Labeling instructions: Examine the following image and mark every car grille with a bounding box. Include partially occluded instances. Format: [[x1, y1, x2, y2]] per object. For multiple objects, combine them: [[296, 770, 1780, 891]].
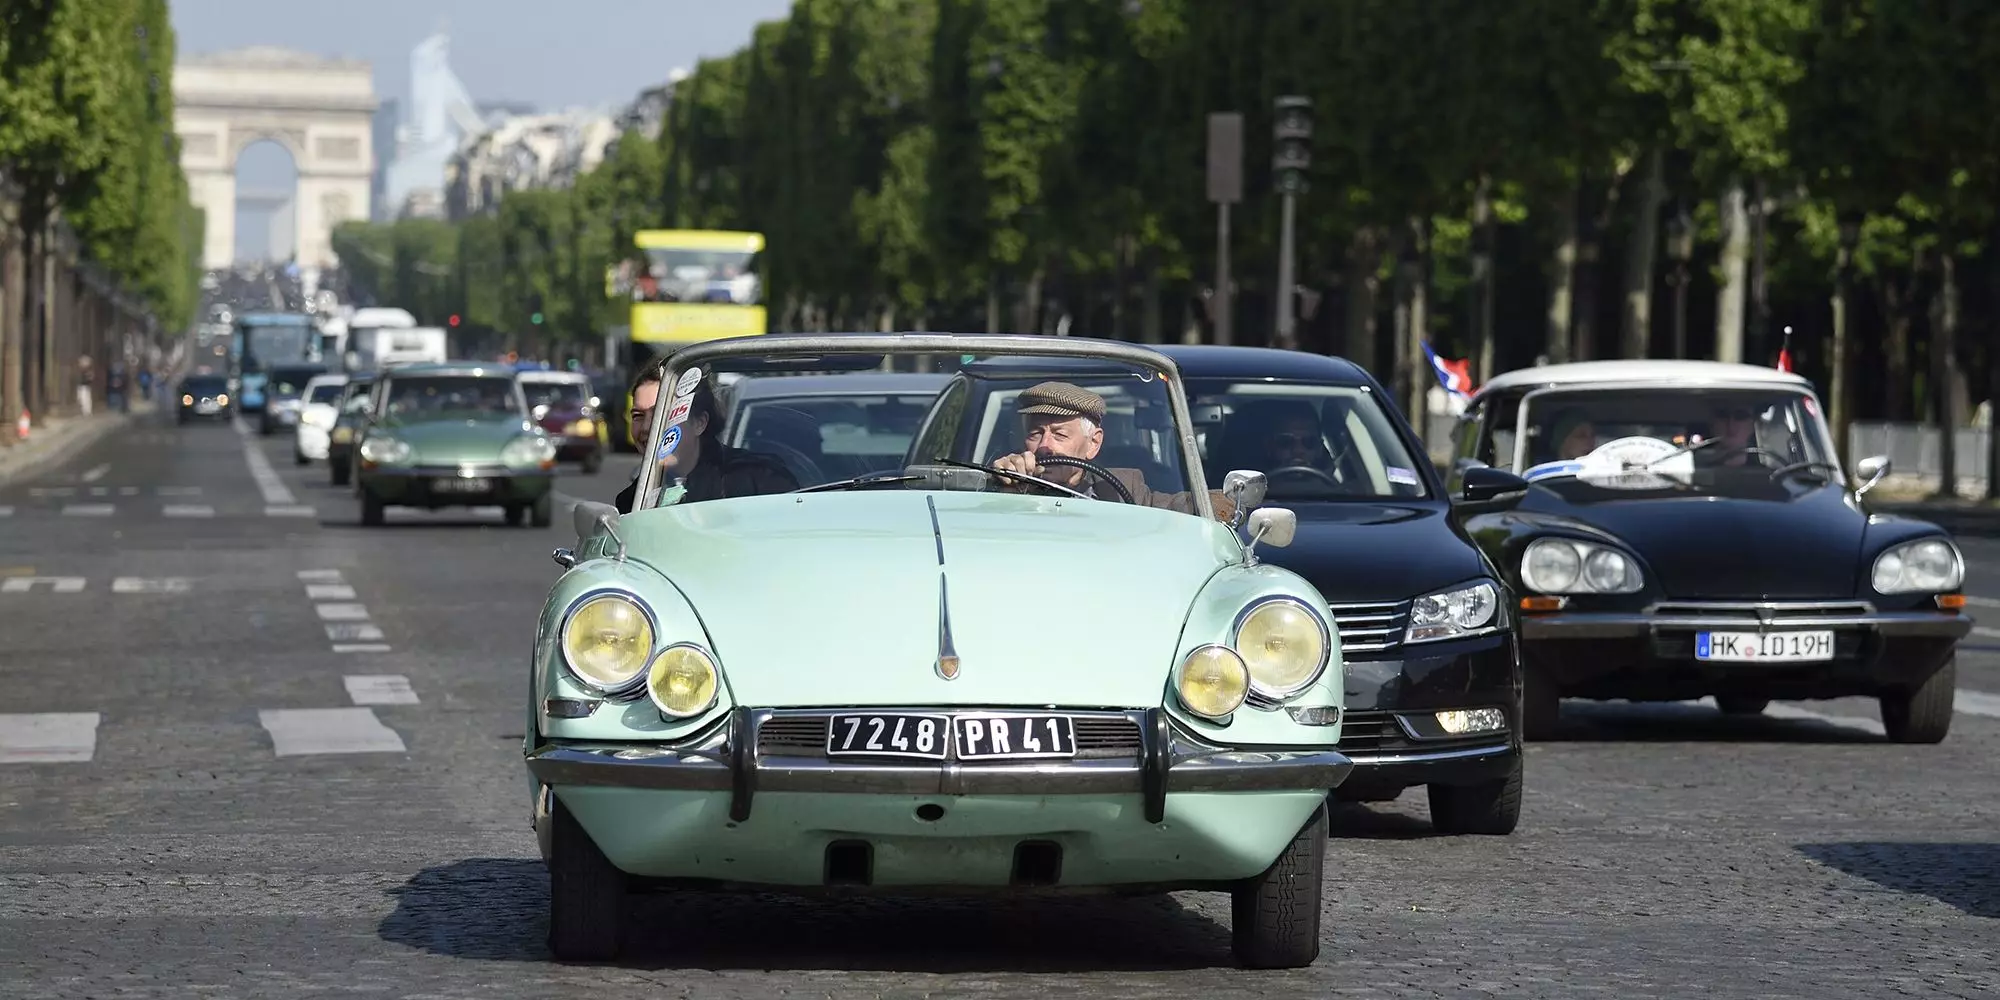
[[1649, 600, 1874, 619], [1326, 600, 1411, 658], [1336, 709, 1506, 754], [756, 712, 1143, 760]]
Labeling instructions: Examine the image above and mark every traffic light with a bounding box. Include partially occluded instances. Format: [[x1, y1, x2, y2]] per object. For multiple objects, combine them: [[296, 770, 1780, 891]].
[[531, 312, 544, 325], [448, 314, 461, 327], [1273, 95, 1312, 195]]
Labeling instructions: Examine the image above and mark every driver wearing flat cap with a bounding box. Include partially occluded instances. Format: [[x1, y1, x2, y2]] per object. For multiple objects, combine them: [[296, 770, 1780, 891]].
[[992, 381, 1236, 521]]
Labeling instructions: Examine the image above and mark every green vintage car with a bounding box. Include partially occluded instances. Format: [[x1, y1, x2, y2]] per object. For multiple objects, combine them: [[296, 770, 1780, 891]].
[[353, 363, 559, 527], [525, 334, 1352, 968]]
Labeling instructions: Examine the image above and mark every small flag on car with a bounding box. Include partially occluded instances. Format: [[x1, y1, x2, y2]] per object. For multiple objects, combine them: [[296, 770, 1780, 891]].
[[1421, 339, 1473, 399], [1776, 325, 1794, 373]]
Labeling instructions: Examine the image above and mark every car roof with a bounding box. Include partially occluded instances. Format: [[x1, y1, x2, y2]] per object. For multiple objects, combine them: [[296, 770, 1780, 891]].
[[727, 372, 952, 400], [1475, 360, 1811, 398], [378, 362, 516, 379], [1149, 344, 1379, 385]]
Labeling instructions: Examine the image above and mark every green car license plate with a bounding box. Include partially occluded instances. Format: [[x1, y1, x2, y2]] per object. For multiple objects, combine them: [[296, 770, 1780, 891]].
[[432, 477, 492, 493]]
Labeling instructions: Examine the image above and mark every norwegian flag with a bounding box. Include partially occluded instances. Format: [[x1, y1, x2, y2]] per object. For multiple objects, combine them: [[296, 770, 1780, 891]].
[[1775, 325, 1795, 373], [1421, 339, 1473, 399]]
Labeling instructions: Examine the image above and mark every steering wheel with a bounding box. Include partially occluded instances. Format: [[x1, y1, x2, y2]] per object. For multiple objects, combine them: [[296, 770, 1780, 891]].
[[750, 439, 827, 486], [1032, 455, 1136, 504], [1266, 464, 1343, 489], [1706, 446, 1786, 469]]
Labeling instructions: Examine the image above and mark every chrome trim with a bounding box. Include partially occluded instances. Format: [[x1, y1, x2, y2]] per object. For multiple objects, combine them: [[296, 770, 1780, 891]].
[[927, 494, 960, 681], [1391, 708, 1509, 742], [645, 643, 721, 718], [556, 588, 662, 698], [525, 706, 1352, 797], [1520, 606, 1973, 641], [1339, 742, 1514, 768], [1232, 596, 1333, 706], [1325, 599, 1410, 655], [1871, 537, 1967, 595], [1399, 578, 1505, 646], [1174, 644, 1249, 719]]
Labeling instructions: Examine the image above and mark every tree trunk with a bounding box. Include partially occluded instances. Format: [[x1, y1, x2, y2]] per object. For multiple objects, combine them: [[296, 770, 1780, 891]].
[[1140, 249, 1163, 345], [1, 222, 19, 440], [1110, 235, 1130, 342], [1933, 252, 1959, 498], [1714, 180, 1750, 363], [1619, 148, 1666, 359], [1470, 176, 1497, 382], [1544, 182, 1578, 364], [1400, 215, 1431, 430], [1989, 225, 2000, 500], [1747, 178, 1772, 363], [985, 271, 1001, 334], [1342, 228, 1381, 375], [1572, 164, 1629, 362], [1829, 244, 1853, 466], [1880, 253, 1926, 421]]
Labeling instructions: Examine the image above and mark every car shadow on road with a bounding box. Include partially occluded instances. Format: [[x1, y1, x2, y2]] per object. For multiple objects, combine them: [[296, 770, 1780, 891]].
[[1536, 701, 1884, 745], [379, 857, 1237, 972], [1796, 842, 2000, 918]]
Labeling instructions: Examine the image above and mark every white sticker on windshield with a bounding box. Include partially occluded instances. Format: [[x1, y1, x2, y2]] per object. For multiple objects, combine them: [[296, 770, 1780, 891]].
[[660, 395, 693, 431], [674, 367, 703, 398], [1386, 466, 1420, 486]]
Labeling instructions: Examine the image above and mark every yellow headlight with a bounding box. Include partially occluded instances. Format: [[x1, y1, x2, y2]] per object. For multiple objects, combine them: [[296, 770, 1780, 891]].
[[560, 594, 654, 692], [1236, 599, 1329, 700], [1176, 644, 1249, 719], [570, 419, 595, 435], [646, 644, 719, 718]]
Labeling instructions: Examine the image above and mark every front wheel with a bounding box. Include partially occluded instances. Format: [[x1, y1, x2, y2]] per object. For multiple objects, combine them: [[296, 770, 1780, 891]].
[[1522, 663, 1561, 741], [1229, 803, 1325, 969], [1427, 755, 1523, 836], [294, 448, 310, 466], [546, 799, 625, 961], [331, 460, 350, 487], [1881, 657, 1954, 744], [360, 493, 385, 527]]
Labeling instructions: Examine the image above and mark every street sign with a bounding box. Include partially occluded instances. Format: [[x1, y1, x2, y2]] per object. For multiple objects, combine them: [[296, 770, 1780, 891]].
[[1207, 113, 1243, 205]]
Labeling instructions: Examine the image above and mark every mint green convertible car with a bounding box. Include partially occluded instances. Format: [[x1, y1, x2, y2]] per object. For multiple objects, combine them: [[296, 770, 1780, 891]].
[[525, 334, 1352, 968], [353, 363, 559, 527]]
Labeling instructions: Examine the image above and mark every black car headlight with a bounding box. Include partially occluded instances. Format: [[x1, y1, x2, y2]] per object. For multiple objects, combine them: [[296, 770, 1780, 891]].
[[1871, 537, 1963, 594], [1404, 580, 1501, 644], [1520, 538, 1643, 595]]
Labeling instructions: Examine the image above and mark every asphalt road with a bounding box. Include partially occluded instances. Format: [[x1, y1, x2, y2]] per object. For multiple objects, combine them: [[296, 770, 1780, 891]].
[[2, 408, 1997, 998]]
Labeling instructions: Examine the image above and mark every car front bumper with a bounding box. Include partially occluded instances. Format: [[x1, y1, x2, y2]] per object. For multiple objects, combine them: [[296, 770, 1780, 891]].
[[360, 464, 554, 506], [297, 424, 331, 459], [527, 706, 1351, 886], [1519, 601, 1971, 699], [1334, 631, 1520, 794]]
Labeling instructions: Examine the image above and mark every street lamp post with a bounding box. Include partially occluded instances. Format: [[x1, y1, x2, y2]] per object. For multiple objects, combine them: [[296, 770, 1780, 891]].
[[1665, 200, 1694, 359], [1206, 113, 1242, 346], [1832, 211, 1861, 467], [1272, 96, 1311, 351]]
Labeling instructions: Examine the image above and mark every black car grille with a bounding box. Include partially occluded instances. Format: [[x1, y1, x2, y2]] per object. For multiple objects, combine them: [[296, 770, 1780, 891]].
[[1326, 600, 1411, 658], [757, 713, 1143, 760], [1337, 709, 1506, 754]]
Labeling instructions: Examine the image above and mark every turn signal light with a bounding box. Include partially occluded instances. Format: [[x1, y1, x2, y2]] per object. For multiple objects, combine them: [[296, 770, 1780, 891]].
[[181, 394, 193, 405], [1520, 595, 1567, 613], [1936, 593, 1966, 610]]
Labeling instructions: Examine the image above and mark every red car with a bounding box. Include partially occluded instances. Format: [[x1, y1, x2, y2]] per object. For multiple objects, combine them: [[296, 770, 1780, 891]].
[[519, 370, 606, 473]]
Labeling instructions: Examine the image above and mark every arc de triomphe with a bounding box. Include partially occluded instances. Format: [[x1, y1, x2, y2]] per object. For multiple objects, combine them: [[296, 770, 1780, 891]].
[[173, 47, 378, 270]]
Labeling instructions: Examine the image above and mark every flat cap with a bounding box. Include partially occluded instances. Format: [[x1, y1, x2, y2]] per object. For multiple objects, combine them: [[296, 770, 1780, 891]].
[[1016, 381, 1106, 422]]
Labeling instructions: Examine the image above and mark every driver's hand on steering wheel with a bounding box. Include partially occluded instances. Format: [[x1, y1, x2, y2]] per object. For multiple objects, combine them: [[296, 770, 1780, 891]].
[[991, 450, 1045, 481]]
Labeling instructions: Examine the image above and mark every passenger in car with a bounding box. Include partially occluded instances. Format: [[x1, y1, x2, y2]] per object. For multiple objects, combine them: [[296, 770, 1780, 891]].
[[991, 381, 1235, 522], [616, 365, 800, 513]]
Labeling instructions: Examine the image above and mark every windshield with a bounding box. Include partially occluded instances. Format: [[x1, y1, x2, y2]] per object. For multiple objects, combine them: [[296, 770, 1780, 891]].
[[1504, 386, 1834, 495], [732, 392, 939, 486], [522, 380, 588, 409], [382, 376, 522, 420], [307, 381, 346, 405], [1183, 378, 1429, 500], [181, 377, 228, 396], [341, 383, 375, 414], [238, 324, 314, 371], [268, 369, 324, 399], [636, 247, 761, 305], [636, 341, 1216, 520]]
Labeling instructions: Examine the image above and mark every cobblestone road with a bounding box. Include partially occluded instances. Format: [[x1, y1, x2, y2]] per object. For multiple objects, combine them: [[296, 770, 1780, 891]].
[[1, 410, 1995, 998]]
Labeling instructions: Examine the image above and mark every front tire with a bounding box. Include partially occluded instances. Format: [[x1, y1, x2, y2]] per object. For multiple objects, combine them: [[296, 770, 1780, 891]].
[[1230, 803, 1325, 969], [360, 492, 385, 527], [1881, 657, 1954, 744], [546, 798, 624, 961], [1522, 663, 1561, 741], [331, 459, 350, 487], [294, 447, 310, 466], [1716, 696, 1769, 716], [1427, 755, 1523, 836]]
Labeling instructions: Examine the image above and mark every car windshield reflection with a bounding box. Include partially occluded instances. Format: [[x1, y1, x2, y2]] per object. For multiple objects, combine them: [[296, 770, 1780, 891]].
[[1183, 378, 1430, 501], [1502, 387, 1836, 497]]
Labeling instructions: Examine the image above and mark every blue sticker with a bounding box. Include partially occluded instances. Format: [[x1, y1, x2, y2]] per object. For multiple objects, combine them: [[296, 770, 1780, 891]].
[[1386, 466, 1420, 486], [656, 425, 681, 459]]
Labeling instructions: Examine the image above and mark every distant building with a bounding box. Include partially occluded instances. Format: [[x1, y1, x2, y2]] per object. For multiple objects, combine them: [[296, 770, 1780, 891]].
[[381, 32, 487, 220], [444, 107, 620, 220]]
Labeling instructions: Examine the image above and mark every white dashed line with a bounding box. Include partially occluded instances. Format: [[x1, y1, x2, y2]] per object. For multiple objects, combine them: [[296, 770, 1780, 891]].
[[61, 504, 114, 517], [265, 505, 316, 517], [1962, 595, 2000, 608], [324, 623, 385, 641], [157, 486, 203, 497], [0, 576, 86, 594], [259, 708, 406, 756], [0, 506, 11, 517], [1759, 701, 1887, 736], [162, 504, 215, 518], [297, 569, 345, 583], [1972, 626, 2000, 640], [111, 577, 191, 594], [305, 584, 356, 600], [238, 421, 298, 505], [332, 643, 394, 653], [315, 603, 371, 621], [1952, 688, 2000, 719], [80, 464, 109, 482], [29, 487, 74, 497], [0, 713, 100, 763], [344, 675, 418, 705]]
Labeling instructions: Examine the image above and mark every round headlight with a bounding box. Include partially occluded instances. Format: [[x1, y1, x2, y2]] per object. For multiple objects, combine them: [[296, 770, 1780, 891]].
[[1874, 538, 1963, 593], [1177, 645, 1249, 719], [560, 593, 654, 693], [646, 644, 719, 718], [1521, 539, 1581, 592], [1582, 548, 1632, 591], [502, 435, 555, 466], [359, 436, 411, 464], [1235, 599, 1329, 700]]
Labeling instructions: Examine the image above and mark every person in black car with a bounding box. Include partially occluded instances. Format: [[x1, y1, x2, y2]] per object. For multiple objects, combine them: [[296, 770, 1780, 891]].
[[615, 366, 799, 513]]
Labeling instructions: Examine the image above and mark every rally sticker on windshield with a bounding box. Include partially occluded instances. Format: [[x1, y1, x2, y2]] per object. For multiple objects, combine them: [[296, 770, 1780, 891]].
[[674, 367, 703, 398], [657, 425, 681, 459], [661, 394, 693, 431], [1386, 466, 1420, 486]]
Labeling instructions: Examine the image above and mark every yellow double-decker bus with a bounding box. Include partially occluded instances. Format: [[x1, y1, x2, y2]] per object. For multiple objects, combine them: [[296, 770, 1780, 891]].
[[611, 229, 766, 449]]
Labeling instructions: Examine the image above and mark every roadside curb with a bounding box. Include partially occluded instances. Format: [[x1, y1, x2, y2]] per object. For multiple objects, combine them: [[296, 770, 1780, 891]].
[[0, 403, 157, 488], [1874, 500, 2000, 538]]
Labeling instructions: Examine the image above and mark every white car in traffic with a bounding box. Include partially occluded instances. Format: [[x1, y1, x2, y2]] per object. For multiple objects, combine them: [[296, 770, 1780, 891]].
[[293, 373, 349, 465]]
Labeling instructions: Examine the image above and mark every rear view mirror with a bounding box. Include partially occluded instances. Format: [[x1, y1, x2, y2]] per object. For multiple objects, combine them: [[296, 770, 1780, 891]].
[[1854, 454, 1891, 495], [1454, 466, 1529, 515], [1222, 469, 1269, 512], [1244, 506, 1297, 553]]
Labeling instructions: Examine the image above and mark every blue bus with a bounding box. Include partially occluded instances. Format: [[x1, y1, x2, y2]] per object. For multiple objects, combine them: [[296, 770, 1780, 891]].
[[230, 313, 320, 413]]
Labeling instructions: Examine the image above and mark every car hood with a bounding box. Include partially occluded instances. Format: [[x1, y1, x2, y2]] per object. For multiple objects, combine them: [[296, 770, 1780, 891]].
[[1517, 479, 1865, 598], [626, 491, 1240, 708], [1255, 501, 1488, 603], [380, 417, 539, 460]]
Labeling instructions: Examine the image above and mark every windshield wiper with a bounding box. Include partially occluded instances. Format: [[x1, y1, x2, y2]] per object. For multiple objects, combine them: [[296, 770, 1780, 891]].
[[792, 473, 923, 494], [936, 458, 1092, 500]]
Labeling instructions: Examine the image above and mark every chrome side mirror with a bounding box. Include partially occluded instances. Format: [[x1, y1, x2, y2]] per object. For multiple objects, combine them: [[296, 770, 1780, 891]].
[[1241, 507, 1297, 565], [1222, 469, 1268, 527], [571, 500, 626, 562], [551, 547, 576, 568], [1854, 454, 1890, 496]]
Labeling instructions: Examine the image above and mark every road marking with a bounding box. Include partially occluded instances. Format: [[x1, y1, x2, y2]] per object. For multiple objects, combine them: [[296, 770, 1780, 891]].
[[315, 603, 371, 621], [1972, 626, 2000, 640], [344, 675, 418, 705], [325, 623, 385, 641], [61, 504, 114, 517], [305, 584, 356, 600], [1954, 688, 2000, 719], [0, 713, 100, 763], [259, 708, 406, 756], [0, 506, 11, 518], [264, 504, 316, 517], [238, 423, 298, 504], [0, 576, 85, 594], [162, 504, 215, 518], [0, 567, 32, 576], [297, 569, 345, 583], [156, 486, 202, 497], [117, 486, 139, 496], [87, 486, 108, 496], [112, 577, 191, 594], [332, 643, 394, 653], [28, 487, 74, 497], [1759, 701, 1887, 736], [80, 464, 109, 482]]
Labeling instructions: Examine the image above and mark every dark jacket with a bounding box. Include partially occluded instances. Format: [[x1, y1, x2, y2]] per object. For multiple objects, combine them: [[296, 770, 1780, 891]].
[[615, 441, 802, 513]]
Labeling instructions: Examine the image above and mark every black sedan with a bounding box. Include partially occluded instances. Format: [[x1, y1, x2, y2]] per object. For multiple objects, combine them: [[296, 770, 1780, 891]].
[[1446, 359, 1972, 743], [1156, 344, 1528, 836], [176, 374, 233, 423]]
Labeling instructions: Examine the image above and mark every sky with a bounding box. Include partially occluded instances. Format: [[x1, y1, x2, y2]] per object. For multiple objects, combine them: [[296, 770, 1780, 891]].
[[171, 0, 795, 258]]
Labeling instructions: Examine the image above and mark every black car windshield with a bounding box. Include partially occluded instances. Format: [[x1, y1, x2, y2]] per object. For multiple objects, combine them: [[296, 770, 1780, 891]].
[[1511, 386, 1834, 495], [522, 380, 588, 408], [1184, 378, 1430, 500], [384, 376, 521, 419], [182, 377, 228, 396]]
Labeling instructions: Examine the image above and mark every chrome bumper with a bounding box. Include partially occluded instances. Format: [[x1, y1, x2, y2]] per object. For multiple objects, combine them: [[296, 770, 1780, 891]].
[[527, 707, 1353, 824], [1522, 607, 1973, 641]]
